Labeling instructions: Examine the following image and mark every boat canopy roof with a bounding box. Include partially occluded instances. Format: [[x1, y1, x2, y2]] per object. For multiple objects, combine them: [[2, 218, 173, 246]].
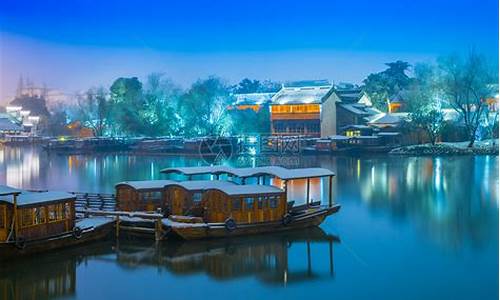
[[160, 166, 335, 180], [0, 185, 22, 196], [0, 191, 76, 207], [208, 184, 284, 196], [171, 180, 237, 191], [116, 180, 237, 192], [114, 179, 283, 195], [116, 180, 177, 191]]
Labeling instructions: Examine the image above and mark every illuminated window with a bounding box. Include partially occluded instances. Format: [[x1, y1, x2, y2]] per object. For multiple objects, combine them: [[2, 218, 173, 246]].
[[48, 204, 57, 222], [244, 197, 254, 210], [33, 207, 46, 225], [64, 203, 71, 219]]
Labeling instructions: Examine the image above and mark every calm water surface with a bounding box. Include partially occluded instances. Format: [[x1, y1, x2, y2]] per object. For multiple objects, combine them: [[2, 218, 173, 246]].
[[0, 147, 498, 300]]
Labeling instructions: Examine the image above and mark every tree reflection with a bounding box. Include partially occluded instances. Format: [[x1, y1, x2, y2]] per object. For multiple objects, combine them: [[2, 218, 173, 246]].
[[339, 156, 498, 249]]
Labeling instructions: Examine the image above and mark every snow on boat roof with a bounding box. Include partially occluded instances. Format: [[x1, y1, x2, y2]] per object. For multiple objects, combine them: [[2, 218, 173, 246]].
[[0, 185, 22, 196], [4, 191, 76, 207], [116, 180, 177, 190], [160, 166, 335, 180], [171, 180, 236, 191], [116, 180, 237, 191], [208, 184, 284, 196]]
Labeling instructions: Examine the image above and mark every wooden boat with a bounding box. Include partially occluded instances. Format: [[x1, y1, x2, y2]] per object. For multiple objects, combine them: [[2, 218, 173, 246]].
[[157, 166, 341, 240], [0, 186, 115, 260], [162, 187, 340, 240]]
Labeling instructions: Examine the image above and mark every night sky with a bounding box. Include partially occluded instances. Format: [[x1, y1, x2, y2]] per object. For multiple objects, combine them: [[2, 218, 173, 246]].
[[0, 0, 498, 101]]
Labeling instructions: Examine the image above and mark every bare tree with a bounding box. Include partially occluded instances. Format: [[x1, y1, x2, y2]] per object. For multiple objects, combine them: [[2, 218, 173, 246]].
[[438, 51, 496, 147], [76, 87, 110, 137]]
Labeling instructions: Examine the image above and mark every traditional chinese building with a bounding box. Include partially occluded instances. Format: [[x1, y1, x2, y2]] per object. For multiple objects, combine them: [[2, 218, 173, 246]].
[[232, 81, 379, 138], [269, 81, 336, 137]]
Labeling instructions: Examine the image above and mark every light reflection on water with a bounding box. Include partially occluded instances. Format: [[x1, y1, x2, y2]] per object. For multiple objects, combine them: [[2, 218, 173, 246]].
[[0, 146, 498, 300]]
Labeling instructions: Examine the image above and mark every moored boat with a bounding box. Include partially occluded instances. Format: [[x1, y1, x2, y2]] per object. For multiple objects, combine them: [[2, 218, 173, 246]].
[[112, 165, 340, 240], [0, 186, 115, 260]]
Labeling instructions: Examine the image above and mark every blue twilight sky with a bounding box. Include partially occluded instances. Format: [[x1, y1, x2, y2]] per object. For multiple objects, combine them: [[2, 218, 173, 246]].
[[0, 0, 498, 102]]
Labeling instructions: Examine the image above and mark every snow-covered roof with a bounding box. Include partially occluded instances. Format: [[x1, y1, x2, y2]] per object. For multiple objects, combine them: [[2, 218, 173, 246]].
[[368, 113, 407, 125], [116, 180, 176, 190], [0, 185, 22, 196], [234, 93, 275, 105], [0, 117, 22, 132], [161, 166, 335, 180], [209, 184, 284, 196], [335, 90, 364, 103], [271, 85, 333, 105], [167, 180, 237, 191], [340, 124, 372, 131], [116, 180, 238, 192], [326, 135, 350, 140], [1, 191, 76, 207]]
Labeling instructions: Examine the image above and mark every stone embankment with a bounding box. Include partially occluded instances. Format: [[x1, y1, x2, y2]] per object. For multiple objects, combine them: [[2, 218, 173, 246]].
[[390, 140, 499, 156]]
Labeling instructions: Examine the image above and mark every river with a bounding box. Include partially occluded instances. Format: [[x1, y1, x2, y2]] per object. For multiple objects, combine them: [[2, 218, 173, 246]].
[[0, 146, 498, 300]]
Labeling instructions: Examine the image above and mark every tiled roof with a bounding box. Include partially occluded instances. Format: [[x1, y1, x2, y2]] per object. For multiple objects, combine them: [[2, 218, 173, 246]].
[[234, 93, 275, 105], [368, 113, 408, 124], [0, 117, 22, 131], [271, 85, 333, 105]]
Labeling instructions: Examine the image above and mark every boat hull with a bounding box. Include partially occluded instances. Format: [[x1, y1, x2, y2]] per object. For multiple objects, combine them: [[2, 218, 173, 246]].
[[170, 204, 340, 240], [0, 221, 114, 261]]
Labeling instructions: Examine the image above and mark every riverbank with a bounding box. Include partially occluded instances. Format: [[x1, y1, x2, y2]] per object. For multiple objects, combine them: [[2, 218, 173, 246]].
[[390, 140, 499, 156]]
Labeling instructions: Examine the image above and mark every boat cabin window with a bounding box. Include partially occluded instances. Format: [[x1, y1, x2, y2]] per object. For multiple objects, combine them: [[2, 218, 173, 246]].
[[21, 208, 34, 227], [232, 198, 241, 211], [48, 203, 68, 223], [0, 205, 5, 229], [257, 197, 264, 209], [141, 191, 162, 202], [244, 197, 254, 210], [192, 192, 202, 203], [34, 207, 46, 225], [269, 197, 278, 209]]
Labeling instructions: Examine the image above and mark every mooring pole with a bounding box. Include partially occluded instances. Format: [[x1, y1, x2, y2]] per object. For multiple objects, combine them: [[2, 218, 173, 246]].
[[306, 178, 310, 206]]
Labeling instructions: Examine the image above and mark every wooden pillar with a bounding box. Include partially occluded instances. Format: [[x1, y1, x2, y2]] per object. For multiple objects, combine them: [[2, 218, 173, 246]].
[[115, 215, 120, 238], [329, 176, 333, 207], [13, 193, 18, 240], [306, 178, 310, 206], [215, 174, 220, 180]]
